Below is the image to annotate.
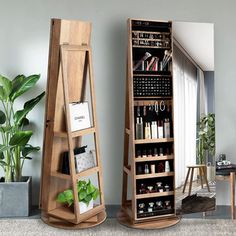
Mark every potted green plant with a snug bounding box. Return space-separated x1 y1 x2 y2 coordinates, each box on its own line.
57 179 100 214
197 113 215 164
0 74 45 217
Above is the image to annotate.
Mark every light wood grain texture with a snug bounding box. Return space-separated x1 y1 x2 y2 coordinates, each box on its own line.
40 19 106 228
183 165 210 196
230 172 235 219
134 138 174 144
136 191 174 199
135 155 174 162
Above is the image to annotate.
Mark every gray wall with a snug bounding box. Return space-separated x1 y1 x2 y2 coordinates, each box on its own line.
0 0 234 206
204 71 215 114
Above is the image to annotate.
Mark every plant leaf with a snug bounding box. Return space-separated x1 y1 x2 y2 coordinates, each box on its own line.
92 189 100 200
0 75 12 97
0 126 12 133
22 144 40 157
9 130 33 146
84 195 92 205
14 92 45 126
0 110 6 124
0 86 6 100
9 74 40 101
79 190 86 201
0 160 7 166
86 183 95 195
57 192 66 203
0 144 11 152
19 117 29 127
20 156 32 160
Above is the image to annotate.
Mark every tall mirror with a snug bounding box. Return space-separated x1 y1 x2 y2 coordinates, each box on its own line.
173 22 215 215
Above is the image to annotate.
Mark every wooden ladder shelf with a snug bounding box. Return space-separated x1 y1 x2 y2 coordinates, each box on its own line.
117 18 180 229
40 19 106 229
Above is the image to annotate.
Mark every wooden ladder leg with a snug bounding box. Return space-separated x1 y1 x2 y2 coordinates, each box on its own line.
122 56 130 207
87 49 105 208
188 168 194 196
199 167 203 189
182 168 191 193
60 46 80 223
230 172 235 220
202 167 210 192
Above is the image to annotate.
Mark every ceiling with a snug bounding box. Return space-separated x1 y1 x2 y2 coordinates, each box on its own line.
173 22 214 71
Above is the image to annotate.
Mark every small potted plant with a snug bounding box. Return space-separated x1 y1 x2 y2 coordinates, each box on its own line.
0 74 45 217
57 179 100 214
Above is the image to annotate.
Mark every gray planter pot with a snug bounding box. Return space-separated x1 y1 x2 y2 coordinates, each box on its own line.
0 176 32 217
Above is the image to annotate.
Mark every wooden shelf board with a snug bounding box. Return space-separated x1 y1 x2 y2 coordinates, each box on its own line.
132 38 170 42
51 166 99 180
134 96 173 100
135 155 174 162
51 172 71 180
48 206 75 223
134 138 174 144
136 213 176 222
118 209 180 229
133 74 171 77
133 46 170 49
136 172 174 179
136 191 174 199
42 210 106 229
132 30 170 35
54 127 95 138
76 166 99 178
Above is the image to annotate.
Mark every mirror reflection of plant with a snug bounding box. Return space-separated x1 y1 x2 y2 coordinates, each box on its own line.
197 113 215 164
57 179 100 207
0 74 45 182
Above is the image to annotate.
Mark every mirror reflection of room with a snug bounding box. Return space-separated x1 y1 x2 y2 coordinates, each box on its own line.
173 22 215 215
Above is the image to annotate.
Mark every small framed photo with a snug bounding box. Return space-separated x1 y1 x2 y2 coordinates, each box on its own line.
68 102 91 132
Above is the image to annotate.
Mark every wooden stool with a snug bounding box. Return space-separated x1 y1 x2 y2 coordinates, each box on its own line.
182 165 210 196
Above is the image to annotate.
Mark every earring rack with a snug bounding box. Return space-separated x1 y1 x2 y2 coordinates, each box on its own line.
39 19 106 229
117 18 180 229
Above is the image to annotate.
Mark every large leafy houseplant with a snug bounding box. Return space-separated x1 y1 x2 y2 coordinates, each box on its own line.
197 113 215 164
57 179 100 207
0 74 45 182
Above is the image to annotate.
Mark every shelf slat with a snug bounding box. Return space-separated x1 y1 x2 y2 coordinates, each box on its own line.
48 206 75 223
133 45 170 49
135 172 174 179
134 138 174 144
76 166 99 178
136 191 174 199
135 155 174 162
133 74 171 77
54 127 95 138
136 213 175 221
51 166 99 180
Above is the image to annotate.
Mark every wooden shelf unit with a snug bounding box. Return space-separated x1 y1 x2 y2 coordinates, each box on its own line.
117 18 180 229
40 19 106 229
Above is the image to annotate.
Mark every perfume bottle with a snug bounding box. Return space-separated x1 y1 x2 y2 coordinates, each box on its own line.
144 164 150 174
151 121 158 139
165 161 170 172
158 120 164 138
164 118 170 138
136 117 143 139
145 122 151 139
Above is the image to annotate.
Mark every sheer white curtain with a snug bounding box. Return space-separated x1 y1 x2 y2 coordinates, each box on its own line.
173 45 198 188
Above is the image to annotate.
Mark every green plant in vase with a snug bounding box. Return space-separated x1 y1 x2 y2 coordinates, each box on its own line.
57 179 100 213
0 74 45 182
197 113 215 164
